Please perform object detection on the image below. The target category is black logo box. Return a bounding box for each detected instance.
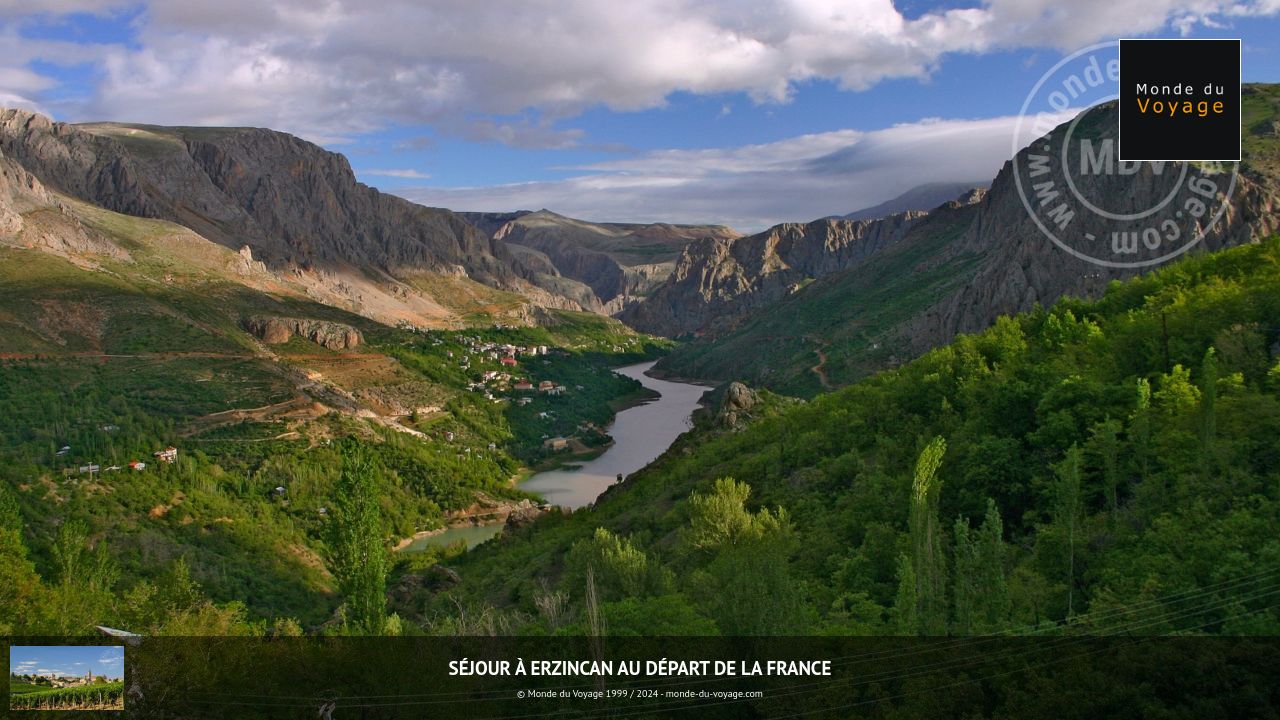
[1119,38,1241,162]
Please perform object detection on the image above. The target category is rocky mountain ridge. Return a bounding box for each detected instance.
[464,209,740,313]
[651,88,1280,394]
[837,180,986,221]
[619,205,939,338]
[0,109,597,328]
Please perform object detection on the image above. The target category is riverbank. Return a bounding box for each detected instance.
[393,496,544,551]
[519,361,711,509]
[399,360,710,552]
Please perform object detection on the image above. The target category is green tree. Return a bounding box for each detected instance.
[952,499,1010,634]
[50,519,117,635]
[682,477,788,550]
[908,436,948,635]
[683,479,802,634]
[328,450,389,634]
[1130,377,1152,480]
[1052,445,1085,617]
[565,528,667,601]
[1088,419,1123,523]
[1199,346,1218,476]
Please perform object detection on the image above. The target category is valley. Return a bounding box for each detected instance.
[1,87,1279,644]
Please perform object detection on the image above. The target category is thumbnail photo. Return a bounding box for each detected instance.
[8,646,124,711]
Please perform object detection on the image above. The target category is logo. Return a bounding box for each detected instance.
[1013,41,1238,269]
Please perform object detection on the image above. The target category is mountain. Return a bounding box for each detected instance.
[463,209,740,313]
[432,233,1280,643]
[649,85,1280,395]
[617,206,943,338]
[0,149,665,623]
[0,109,592,327]
[837,181,987,221]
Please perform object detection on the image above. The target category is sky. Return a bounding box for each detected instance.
[2,1,1280,230]
[9,645,125,680]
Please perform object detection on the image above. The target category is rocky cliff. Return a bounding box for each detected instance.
[0,109,521,289]
[620,209,930,338]
[0,146,122,259]
[652,87,1280,395]
[243,316,364,350]
[465,209,740,312]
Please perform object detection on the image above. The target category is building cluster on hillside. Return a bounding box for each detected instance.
[61,445,177,479]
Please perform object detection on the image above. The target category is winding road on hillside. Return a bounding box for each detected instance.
[807,335,833,390]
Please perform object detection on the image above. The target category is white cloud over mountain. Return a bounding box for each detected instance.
[399,111,1073,229]
[2,0,1276,141]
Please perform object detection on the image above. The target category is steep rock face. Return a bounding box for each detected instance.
[0,146,122,258]
[0,110,519,287]
[620,210,927,337]
[0,147,52,238]
[653,93,1280,395]
[481,210,740,310]
[895,104,1280,361]
[244,316,363,350]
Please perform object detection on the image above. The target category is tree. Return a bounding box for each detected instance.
[565,528,667,601]
[1199,346,1218,476]
[1088,419,1123,523]
[1052,445,1085,617]
[908,436,948,635]
[1130,377,1152,481]
[683,477,787,551]
[50,519,116,635]
[952,499,1009,634]
[682,478,802,634]
[328,450,389,634]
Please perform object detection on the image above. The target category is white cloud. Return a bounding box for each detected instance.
[398,111,1075,230]
[2,0,1275,143]
[358,168,431,179]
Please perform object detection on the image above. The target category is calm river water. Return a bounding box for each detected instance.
[400,360,708,552]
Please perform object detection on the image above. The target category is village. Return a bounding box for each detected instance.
[10,669,104,689]
[391,326,627,458]
[59,444,179,480]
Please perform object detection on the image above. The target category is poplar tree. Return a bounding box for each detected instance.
[1053,445,1084,617]
[952,499,1009,633]
[1131,377,1152,481]
[1090,419,1123,523]
[1199,346,1218,476]
[329,450,388,634]
[909,436,947,635]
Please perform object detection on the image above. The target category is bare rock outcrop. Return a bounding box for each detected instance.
[620,211,926,338]
[0,146,123,258]
[0,108,522,290]
[243,316,363,350]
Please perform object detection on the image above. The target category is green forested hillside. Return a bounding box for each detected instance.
[429,237,1280,636]
[0,227,666,633]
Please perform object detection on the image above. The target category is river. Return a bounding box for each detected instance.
[400,360,708,553]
